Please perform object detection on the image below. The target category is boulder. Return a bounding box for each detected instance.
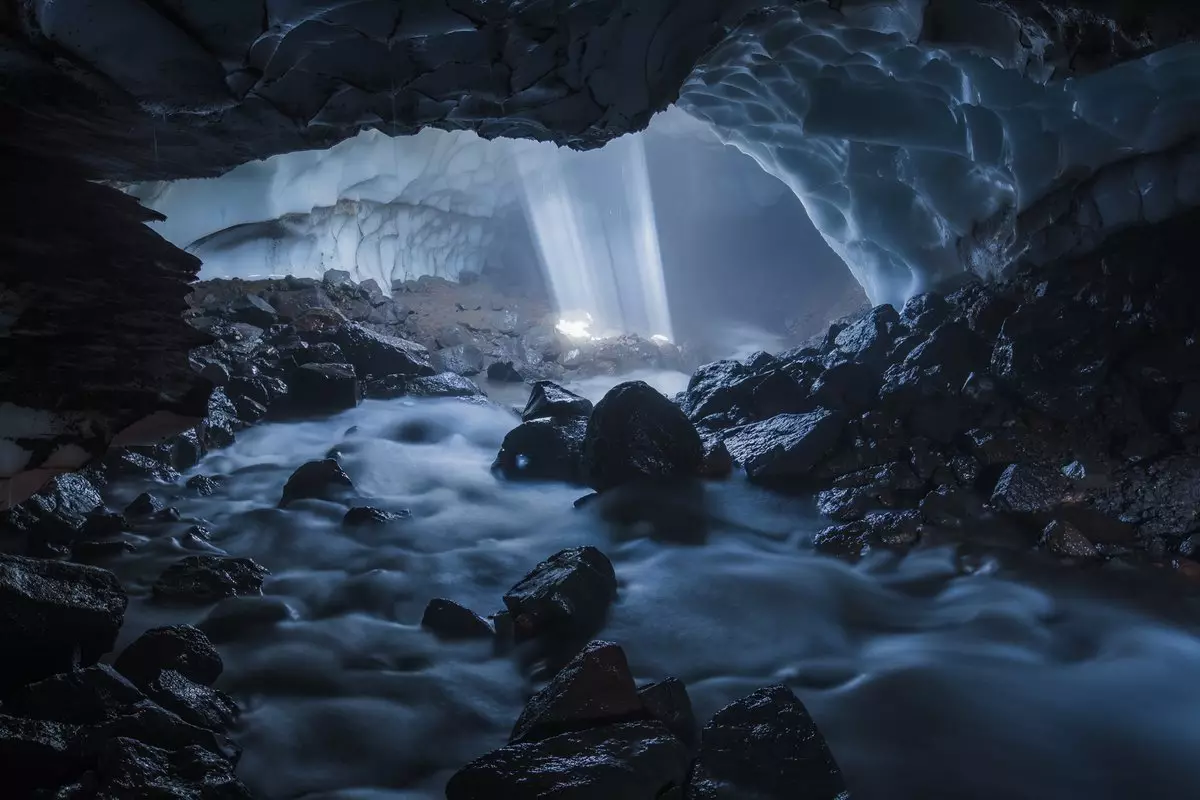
[446,722,690,800]
[722,410,846,482]
[680,360,751,421]
[813,510,923,557]
[687,685,846,800]
[440,343,485,376]
[582,382,704,492]
[900,292,951,332]
[487,360,525,382]
[113,625,223,688]
[226,294,278,327]
[3,665,145,724]
[1040,519,1100,559]
[0,555,127,690]
[285,362,360,416]
[637,678,698,750]
[510,641,644,744]
[990,463,1071,515]
[152,556,269,604]
[88,737,251,798]
[494,418,589,483]
[142,669,238,732]
[523,381,594,422]
[279,458,355,507]
[333,323,435,378]
[503,546,617,645]
[833,304,898,367]
[0,715,85,796]
[420,599,494,642]
[405,372,485,398]
[1,472,103,544]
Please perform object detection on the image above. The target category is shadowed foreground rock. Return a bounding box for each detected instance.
[503,546,618,645]
[114,625,223,688]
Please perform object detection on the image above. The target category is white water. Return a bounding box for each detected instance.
[96,375,1200,799]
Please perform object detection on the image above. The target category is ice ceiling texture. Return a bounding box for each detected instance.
[119,0,1200,308]
[3,0,1200,501]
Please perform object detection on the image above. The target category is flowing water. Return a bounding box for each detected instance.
[98,371,1200,800]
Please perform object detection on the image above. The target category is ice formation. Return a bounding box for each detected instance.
[678,3,1200,305]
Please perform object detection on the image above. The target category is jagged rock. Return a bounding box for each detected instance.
[333,323,435,378]
[185,475,222,497]
[446,722,690,800]
[200,389,241,451]
[142,669,238,732]
[637,678,698,750]
[440,343,485,376]
[494,418,588,483]
[285,362,360,416]
[104,449,184,484]
[523,381,594,422]
[1169,382,1200,435]
[1,473,102,544]
[900,292,951,332]
[405,372,485,397]
[323,268,354,287]
[152,556,269,604]
[3,665,145,724]
[919,485,989,529]
[833,304,898,366]
[700,438,734,478]
[269,286,335,320]
[197,596,297,644]
[420,599,494,642]
[342,506,409,527]
[582,381,704,492]
[503,546,617,645]
[809,361,880,413]
[990,463,1072,514]
[114,625,223,688]
[80,509,127,539]
[687,685,846,800]
[0,714,84,796]
[681,361,807,423]
[813,510,923,557]
[723,409,846,482]
[87,737,251,799]
[510,641,644,744]
[680,360,751,421]
[0,555,127,690]
[279,458,355,507]
[226,294,278,327]
[362,374,410,400]
[71,540,138,563]
[1040,519,1100,559]
[488,360,526,382]
[125,492,165,518]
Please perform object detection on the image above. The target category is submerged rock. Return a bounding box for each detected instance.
[688,685,846,800]
[503,546,617,645]
[421,599,494,642]
[279,458,355,507]
[342,506,409,527]
[722,409,846,482]
[446,721,689,800]
[0,555,127,690]
[582,381,704,492]
[152,556,269,605]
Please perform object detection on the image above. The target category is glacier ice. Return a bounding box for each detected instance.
[678,4,1200,306]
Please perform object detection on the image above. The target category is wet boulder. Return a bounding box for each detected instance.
[0,555,127,690]
[680,360,751,421]
[421,599,494,642]
[0,715,85,796]
[809,361,880,414]
[114,625,223,688]
[637,678,698,750]
[522,381,594,422]
[582,381,704,492]
[142,669,238,732]
[152,556,269,605]
[286,363,360,415]
[900,292,951,332]
[493,418,588,483]
[990,463,1072,515]
[279,458,355,507]
[1040,519,1100,559]
[405,372,485,398]
[1,472,103,544]
[503,546,617,645]
[3,665,145,724]
[226,294,278,328]
[86,737,251,799]
[722,409,847,482]
[833,304,898,367]
[439,343,485,376]
[687,685,846,800]
[125,492,166,518]
[510,641,645,744]
[333,323,435,378]
[813,510,923,557]
[447,721,689,800]
[487,360,525,382]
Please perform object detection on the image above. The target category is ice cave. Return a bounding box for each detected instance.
[6,1,1200,798]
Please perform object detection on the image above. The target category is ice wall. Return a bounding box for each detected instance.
[678,4,1200,306]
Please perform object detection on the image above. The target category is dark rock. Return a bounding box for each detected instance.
[722,409,846,482]
[813,510,923,557]
[152,556,269,605]
[700,438,734,479]
[323,268,354,287]
[510,641,644,744]
[200,361,231,386]
[71,539,138,562]
[405,372,484,398]
[269,286,335,320]
[0,714,85,796]
[185,475,222,497]
[445,722,689,800]
[990,463,1071,515]
[2,473,103,544]
[440,343,485,376]
[342,506,409,527]
[900,292,950,332]
[227,294,278,327]
[638,678,697,750]
[582,381,704,492]
[81,703,240,763]
[143,669,238,732]
[833,304,898,366]
[487,360,525,382]
[681,360,751,421]
[104,449,183,484]
[420,599,494,642]
[1040,519,1100,559]
[919,485,989,529]
[279,458,355,507]
[286,362,360,416]
[503,546,617,645]
[114,625,223,688]
[362,374,410,400]
[197,596,297,644]
[1169,383,1200,435]
[3,665,145,724]
[0,555,127,691]
[809,361,880,413]
[80,509,128,539]
[687,685,846,800]
[333,323,435,378]
[494,418,588,483]
[88,737,251,799]
[200,389,241,451]
[523,381,594,422]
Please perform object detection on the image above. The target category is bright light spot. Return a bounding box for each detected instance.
[517,134,673,341]
[556,316,595,340]
[651,334,672,344]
